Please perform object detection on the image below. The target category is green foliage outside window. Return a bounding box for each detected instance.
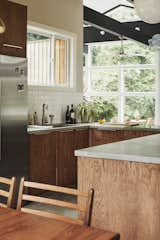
[83,40,156,122]
[91,41,155,66]
[125,97,155,119]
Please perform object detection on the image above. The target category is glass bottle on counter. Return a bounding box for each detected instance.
[65,105,70,124]
[70,104,76,124]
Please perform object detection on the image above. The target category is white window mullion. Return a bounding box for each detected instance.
[118,66,125,122]
[85,45,92,101]
[155,49,160,125]
[50,36,55,86]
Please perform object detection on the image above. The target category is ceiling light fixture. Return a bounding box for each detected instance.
[119,36,125,56]
[135,26,141,31]
[100,30,105,36]
[0,18,6,34]
[134,0,160,24]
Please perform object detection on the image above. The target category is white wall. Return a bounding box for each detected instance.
[11,0,83,123]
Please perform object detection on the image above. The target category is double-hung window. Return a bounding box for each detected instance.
[27,26,74,89]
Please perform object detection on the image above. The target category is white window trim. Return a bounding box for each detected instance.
[84,44,157,123]
[27,21,77,92]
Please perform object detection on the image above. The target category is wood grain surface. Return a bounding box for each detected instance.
[29,132,57,186]
[0,1,27,57]
[89,129,158,146]
[0,207,120,240]
[78,157,160,240]
[56,130,75,186]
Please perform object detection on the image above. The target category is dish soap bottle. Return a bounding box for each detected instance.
[33,112,38,125]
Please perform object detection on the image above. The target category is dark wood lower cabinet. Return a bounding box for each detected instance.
[29,128,159,188]
[56,128,89,187]
[56,130,75,187]
[89,128,159,146]
[89,129,124,146]
[29,132,56,185]
[74,129,89,186]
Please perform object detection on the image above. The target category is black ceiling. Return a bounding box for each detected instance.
[84,1,160,45]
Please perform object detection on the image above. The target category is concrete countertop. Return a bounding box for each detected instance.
[27,123,160,134]
[75,134,160,164]
[27,123,90,134]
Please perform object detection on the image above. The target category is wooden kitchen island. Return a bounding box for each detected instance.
[75,134,160,240]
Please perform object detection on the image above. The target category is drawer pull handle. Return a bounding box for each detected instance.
[3,43,23,49]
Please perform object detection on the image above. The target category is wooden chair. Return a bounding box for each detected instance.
[17,178,94,226]
[0,177,16,208]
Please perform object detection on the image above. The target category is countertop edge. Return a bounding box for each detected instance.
[75,134,160,165]
[75,150,160,165]
[28,123,160,134]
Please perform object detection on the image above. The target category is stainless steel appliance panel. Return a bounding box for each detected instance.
[0,55,28,178]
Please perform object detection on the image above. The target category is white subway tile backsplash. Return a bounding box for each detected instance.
[28,87,83,124]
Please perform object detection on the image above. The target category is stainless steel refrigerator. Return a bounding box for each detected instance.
[0,55,28,184]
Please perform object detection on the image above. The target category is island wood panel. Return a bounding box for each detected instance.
[29,132,57,187]
[78,156,160,240]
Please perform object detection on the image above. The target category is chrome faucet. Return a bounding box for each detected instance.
[42,103,48,125]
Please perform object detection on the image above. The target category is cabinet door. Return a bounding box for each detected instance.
[123,130,156,140]
[89,129,125,146]
[29,133,57,186]
[0,0,8,48]
[0,1,27,57]
[75,129,89,149]
[56,130,75,187]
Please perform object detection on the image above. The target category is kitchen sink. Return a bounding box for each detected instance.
[28,123,71,129]
[28,125,53,129]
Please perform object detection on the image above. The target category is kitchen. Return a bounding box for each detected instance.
[0,0,160,240]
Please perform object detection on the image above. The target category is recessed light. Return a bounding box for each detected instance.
[100,30,105,36]
[135,26,141,31]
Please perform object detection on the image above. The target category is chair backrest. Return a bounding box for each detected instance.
[17,178,94,226]
[0,177,16,208]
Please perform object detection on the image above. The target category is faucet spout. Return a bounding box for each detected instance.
[42,103,48,125]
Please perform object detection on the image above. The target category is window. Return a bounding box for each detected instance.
[83,40,156,122]
[27,26,74,89]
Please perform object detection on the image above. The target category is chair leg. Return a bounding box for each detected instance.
[112,234,120,240]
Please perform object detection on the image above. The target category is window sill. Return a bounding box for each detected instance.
[28,85,77,93]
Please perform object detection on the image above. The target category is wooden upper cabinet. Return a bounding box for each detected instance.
[0,0,27,57]
[0,0,8,34]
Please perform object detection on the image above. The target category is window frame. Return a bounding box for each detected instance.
[27,22,76,91]
[83,43,157,122]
